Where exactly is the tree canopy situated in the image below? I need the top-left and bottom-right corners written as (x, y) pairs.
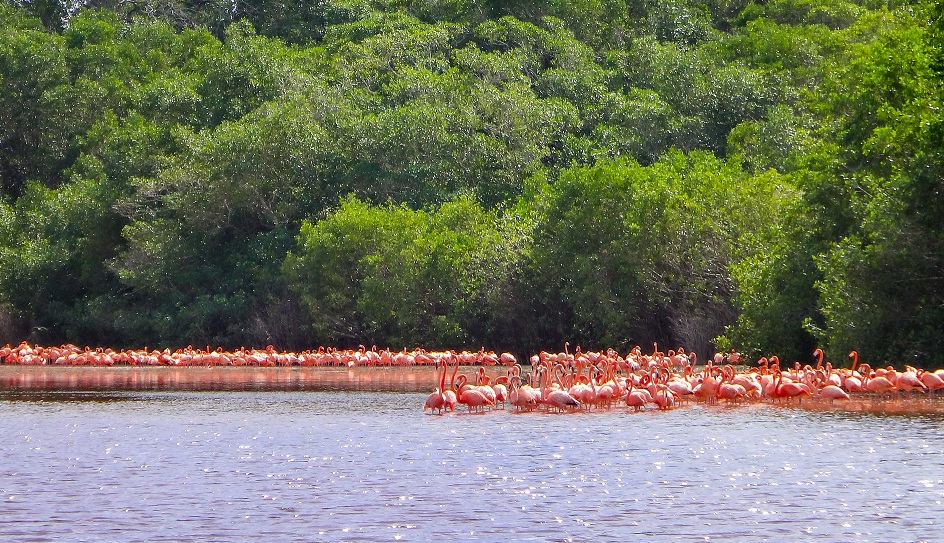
top-left (1, 0), bottom-right (942, 365)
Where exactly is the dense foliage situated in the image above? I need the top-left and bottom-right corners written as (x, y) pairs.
top-left (1, 0), bottom-right (942, 365)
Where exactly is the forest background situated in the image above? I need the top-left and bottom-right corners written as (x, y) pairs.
top-left (2, 0), bottom-right (943, 366)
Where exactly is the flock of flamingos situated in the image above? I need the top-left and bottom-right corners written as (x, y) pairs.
top-left (2, 341), bottom-right (943, 413)
top-left (423, 345), bottom-right (944, 414)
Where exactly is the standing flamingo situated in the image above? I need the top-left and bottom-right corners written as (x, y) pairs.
top-left (624, 377), bottom-right (652, 411)
top-left (918, 369), bottom-right (944, 393)
top-left (717, 365), bottom-right (746, 403)
top-left (424, 360), bottom-right (448, 414)
top-left (818, 383), bottom-right (851, 402)
top-left (770, 370), bottom-right (812, 402)
top-left (508, 375), bottom-right (538, 411)
top-left (475, 367), bottom-right (498, 407)
top-left (859, 364), bottom-right (897, 396)
top-left (442, 354), bottom-right (459, 412)
top-left (455, 374), bottom-right (493, 413)
top-left (540, 365), bottom-right (580, 412)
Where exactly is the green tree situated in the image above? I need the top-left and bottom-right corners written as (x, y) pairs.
top-left (0, 5), bottom-right (70, 196)
top-left (285, 195), bottom-right (522, 347)
top-left (812, 5), bottom-right (944, 365)
top-left (521, 151), bottom-right (794, 356)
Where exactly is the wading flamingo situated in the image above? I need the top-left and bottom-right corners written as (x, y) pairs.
top-left (424, 360), bottom-right (448, 414)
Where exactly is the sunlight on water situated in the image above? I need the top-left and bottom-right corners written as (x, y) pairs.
top-left (1, 387), bottom-right (943, 542)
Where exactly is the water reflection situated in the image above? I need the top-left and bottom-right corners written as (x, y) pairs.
top-left (0, 365), bottom-right (454, 393)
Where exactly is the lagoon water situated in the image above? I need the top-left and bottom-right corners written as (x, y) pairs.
top-left (1, 368), bottom-right (942, 542)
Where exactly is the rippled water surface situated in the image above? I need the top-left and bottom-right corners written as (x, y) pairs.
top-left (2, 373), bottom-right (943, 542)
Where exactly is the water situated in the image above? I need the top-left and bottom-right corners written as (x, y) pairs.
top-left (1, 378), bottom-right (943, 542)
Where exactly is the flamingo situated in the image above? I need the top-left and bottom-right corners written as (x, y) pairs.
top-left (441, 354), bottom-right (459, 412)
top-left (424, 360), bottom-right (448, 414)
top-left (455, 374), bottom-right (493, 413)
top-left (729, 367), bottom-right (762, 399)
top-left (652, 385), bottom-right (681, 410)
top-left (860, 364), bottom-right (897, 396)
top-left (818, 384), bottom-right (851, 402)
top-left (770, 370), bottom-right (812, 402)
top-left (693, 364), bottom-right (719, 404)
top-left (895, 366), bottom-right (928, 395)
top-left (918, 369), bottom-right (944, 393)
top-left (500, 352), bottom-right (517, 366)
top-left (491, 375), bottom-right (509, 408)
top-left (508, 375), bottom-right (538, 411)
top-left (593, 364), bottom-right (619, 408)
top-left (567, 363), bottom-right (594, 410)
top-left (717, 365), bottom-right (746, 403)
top-left (666, 371), bottom-right (695, 401)
top-left (624, 377), bottom-right (652, 411)
top-left (813, 348), bottom-right (825, 370)
top-left (540, 365), bottom-right (580, 412)
top-left (475, 367), bottom-right (498, 407)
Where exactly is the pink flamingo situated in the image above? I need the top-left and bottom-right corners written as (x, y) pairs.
top-left (652, 385), bottom-right (681, 410)
top-left (818, 384), bottom-right (851, 402)
top-left (772, 370), bottom-right (812, 402)
top-left (860, 364), bottom-right (897, 396)
top-left (540, 365), bottom-right (580, 412)
top-left (813, 348), bottom-right (825, 370)
top-left (717, 365), bottom-right (746, 403)
top-left (895, 367), bottom-right (928, 395)
top-left (442, 354), bottom-right (459, 412)
top-left (424, 360), bottom-right (448, 414)
top-left (475, 367), bottom-right (498, 407)
top-left (491, 375), bottom-right (509, 408)
top-left (455, 374), bottom-right (493, 413)
top-left (624, 377), bottom-right (651, 411)
top-left (593, 363), bottom-right (619, 408)
top-left (666, 367), bottom-right (695, 401)
top-left (508, 374), bottom-right (538, 411)
top-left (918, 369), bottom-right (944, 393)
top-left (500, 352), bottom-right (517, 366)
top-left (842, 351), bottom-right (864, 392)
top-left (567, 363), bottom-right (594, 410)
top-left (693, 363), bottom-right (719, 404)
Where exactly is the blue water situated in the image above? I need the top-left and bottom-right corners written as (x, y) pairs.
top-left (1, 390), bottom-right (942, 542)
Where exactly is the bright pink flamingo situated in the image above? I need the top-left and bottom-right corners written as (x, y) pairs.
top-left (693, 363), bottom-right (719, 404)
top-left (567, 363), bottom-right (594, 410)
top-left (895, 366), bottom-right (928, 395)
top-left (646, 369), bottom-right (681, 410)
top-left (818, 384), bottom-right (851, 402)
top-left (442, 354), bottom-right (459, 412)
top-left (771, 370), bottom-right (812, 402)
top-left (813, 348), bottom-right (825, 370)
top-left (624, 377), bottom-right (651, 411)
top-left (508, 374), bottom-right (538, 411)
top-left (491, 375), bottom-right (509, 408)
top-left (593, 363), bottom-right (620, 408)
top-left (424, 360), bottom-right (448, 414)
top-left (475, 367), bottom-right (498, 407)
top-left (918, 369), bottom-right (944, 393)
top-left (717, 365), bottom-right (746, 403)
top-left (455, 374), bottom-right (493, 413)
top-left (860, 363), bottom-right (897, 396)
top-left (729, 366), bottom-right (762, 400)
top-left (540, 365), bottom-right (580, 412)
top-left (810, 361), bottom-right (851, 402)
top-left (666, 367), bottom-right (695, 401)
top-left (842, 351), bottom-right (864, 392)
